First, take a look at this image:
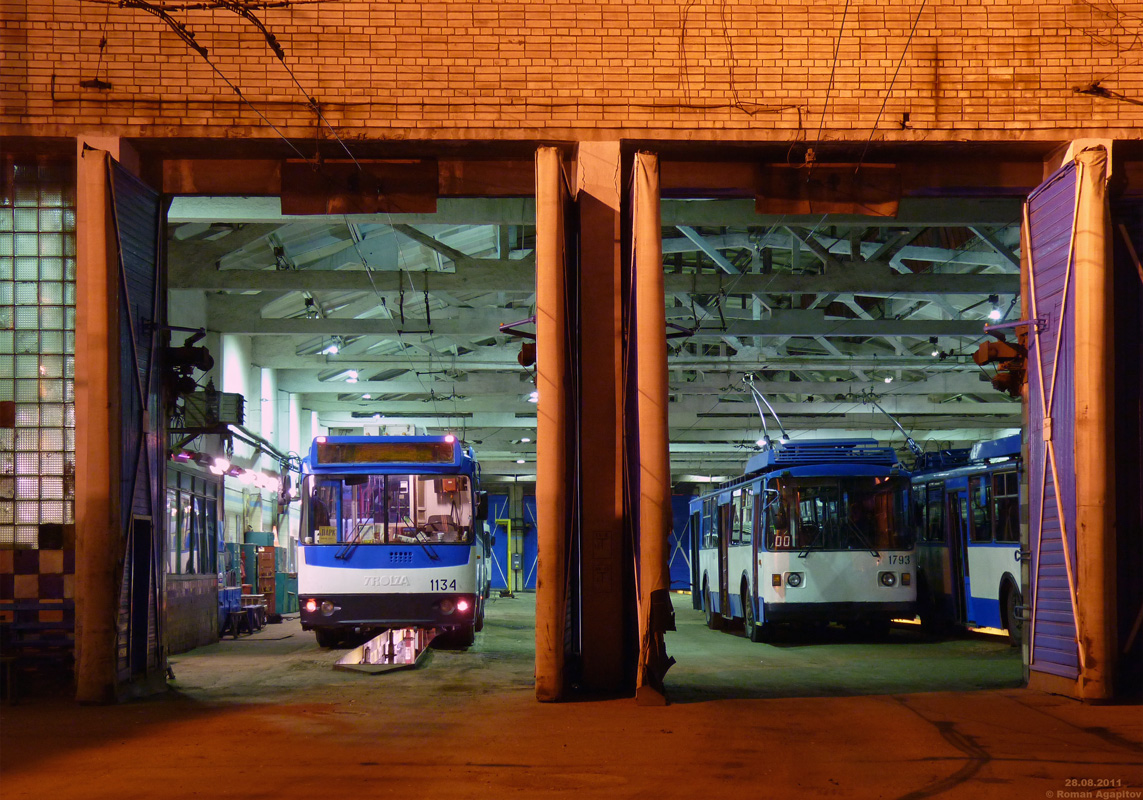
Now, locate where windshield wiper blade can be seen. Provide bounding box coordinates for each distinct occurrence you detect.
[336,524,365,560]
[797,526,826,558]
[398,518,440,561]
[845,520,880,558]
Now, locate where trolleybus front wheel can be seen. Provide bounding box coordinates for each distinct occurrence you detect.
[474,597,485,633]
[314,628,341,649]
[1003,582,1023,647]
[702,579,723,631]
[440,623,476,648]
[741,584,769,643]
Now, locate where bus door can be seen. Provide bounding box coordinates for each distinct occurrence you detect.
[690,509,702,611]
[946,489,970,624]
[718,500,731,618]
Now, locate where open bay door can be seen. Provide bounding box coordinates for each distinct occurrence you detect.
[76,148,166,701]
[1024,146,1115,701]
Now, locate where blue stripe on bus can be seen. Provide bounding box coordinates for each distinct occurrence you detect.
[968,596,1002,629]
[303,546,470,569]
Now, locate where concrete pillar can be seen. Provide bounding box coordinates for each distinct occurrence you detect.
[1071,145,1116,702]
[573,142,626,692]
[631,152,673,705]
[534,146,570,701]
[74,138,121,703]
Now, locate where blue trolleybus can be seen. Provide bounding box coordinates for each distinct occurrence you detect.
[910,433,1024,644]
[298,435,491,647]
[691,439,915,640]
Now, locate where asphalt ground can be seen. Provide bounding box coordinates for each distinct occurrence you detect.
[1,593,1139,799]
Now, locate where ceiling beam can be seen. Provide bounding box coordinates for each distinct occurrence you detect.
[668,397,1017,416]
[660,198,1024,228]
[170,261,536,292]
[683,313,990,338]
[167,196,536,225]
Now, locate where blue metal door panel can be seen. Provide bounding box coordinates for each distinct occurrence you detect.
[1026,161,1080,678]
[523,496,538,590]
[487,493,511,590]
[668,495,692,591]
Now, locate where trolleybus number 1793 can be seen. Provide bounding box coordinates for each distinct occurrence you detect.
[889,555,910,566]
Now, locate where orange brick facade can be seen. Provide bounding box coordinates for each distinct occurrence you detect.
[2,0,1141,141]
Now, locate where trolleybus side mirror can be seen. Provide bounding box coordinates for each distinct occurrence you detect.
[477,491,489,520]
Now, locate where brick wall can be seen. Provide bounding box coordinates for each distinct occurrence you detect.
[1,1,1140,141]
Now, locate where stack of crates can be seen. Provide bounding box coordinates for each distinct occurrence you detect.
[218,586,241,634]
[257,546,277,613]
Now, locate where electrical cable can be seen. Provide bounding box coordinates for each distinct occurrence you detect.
[854,0,929,175]
[809,0,853,163]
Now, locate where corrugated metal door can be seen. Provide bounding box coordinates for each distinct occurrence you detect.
[1025,162,1081,679]
[108,160,165,681]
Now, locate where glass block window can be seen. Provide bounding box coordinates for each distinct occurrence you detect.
[0,158,77,549]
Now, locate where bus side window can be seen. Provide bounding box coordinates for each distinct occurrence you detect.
[969,475,992,542]
[730,492,743,545]
[992,471,1020,543]
[911,484,926,541]
[703,499,714,549]
[741,487,754,545]
[925,482,945,543]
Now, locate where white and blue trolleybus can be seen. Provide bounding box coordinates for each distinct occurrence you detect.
[298,434,491,648]
[910,433,1024,643]
[691,439,915,640]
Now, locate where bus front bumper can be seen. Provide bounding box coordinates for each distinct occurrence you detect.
[300,592,478,631]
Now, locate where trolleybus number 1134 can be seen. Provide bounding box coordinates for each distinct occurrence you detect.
[429,579,458,591]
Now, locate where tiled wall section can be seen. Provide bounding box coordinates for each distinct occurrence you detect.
[2,1,1140,138]
[0,546,76,628]
[165,575,219,655]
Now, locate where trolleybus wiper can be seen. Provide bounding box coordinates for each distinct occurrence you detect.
[797,525,826,558]
[844,519,880,558]
[399,517,440,561]
[335,522,366,560]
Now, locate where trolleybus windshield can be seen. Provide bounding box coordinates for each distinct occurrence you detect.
[305,473,473,545]
[766,476,911,552]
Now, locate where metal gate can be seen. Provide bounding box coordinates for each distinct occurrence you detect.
[1025,161,1081,680]
[108,160,165,682]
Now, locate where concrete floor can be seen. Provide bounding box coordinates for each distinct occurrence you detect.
[2,594,1140,799]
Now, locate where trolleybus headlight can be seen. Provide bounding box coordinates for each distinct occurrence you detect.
[879,571,897,588]
[456,599,470,613]
[901,572,911,586]
[304,599,318,613]
[439,598,456,615]
[786,572,804,588]
[320,601,336,616]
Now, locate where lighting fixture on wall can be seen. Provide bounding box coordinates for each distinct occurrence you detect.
[988,295,1002,321]
[930,336,940,357]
